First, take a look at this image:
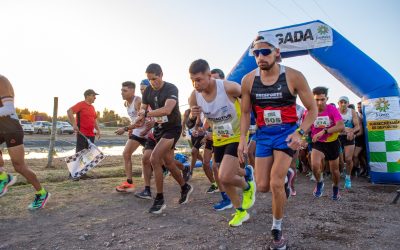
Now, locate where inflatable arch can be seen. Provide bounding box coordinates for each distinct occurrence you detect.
[227,20,400,184]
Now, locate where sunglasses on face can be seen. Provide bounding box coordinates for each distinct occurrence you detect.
[252,48,274,57]
[315,98,326,102]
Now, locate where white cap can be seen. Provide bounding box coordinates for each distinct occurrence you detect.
[252,33,280,49]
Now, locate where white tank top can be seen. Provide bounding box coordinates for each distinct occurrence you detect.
[339,108,354,129]
[127,96,148,138]
[195,79,241,146]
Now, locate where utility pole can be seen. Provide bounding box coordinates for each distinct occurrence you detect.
[47,97,58,168]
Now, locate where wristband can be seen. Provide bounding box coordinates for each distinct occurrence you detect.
[324,128,328,134]
[296,128,305,136]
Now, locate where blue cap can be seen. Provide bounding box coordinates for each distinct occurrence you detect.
[140,79,150,86]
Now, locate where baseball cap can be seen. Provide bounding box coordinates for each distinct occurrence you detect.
[252,33,280,49]
[84,89,99,97]
[338,96,349,103]
[140,79,150,86]
[252,33,281,62]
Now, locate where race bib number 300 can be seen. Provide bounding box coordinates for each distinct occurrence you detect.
[214,123,234,138]
[263,110,282,125]
[314,116,331,128]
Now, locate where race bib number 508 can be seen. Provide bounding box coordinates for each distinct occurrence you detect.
[263,110,282,125]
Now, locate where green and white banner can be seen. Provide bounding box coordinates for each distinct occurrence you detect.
[364,96,400,173]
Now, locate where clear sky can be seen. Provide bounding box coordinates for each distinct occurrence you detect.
[1,0,399,117]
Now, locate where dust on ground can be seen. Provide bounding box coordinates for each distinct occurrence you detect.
[1,156,399,250]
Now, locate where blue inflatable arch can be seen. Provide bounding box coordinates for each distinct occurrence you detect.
[227,20,400,184]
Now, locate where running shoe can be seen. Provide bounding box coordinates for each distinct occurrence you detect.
[28,191,51,210]
[269,229,287,250]
[148,198,166,214]
[0,174,16,197]
[214,199,233,211]
[135,188,152,199]
[331,186,341,201]
[344,177,352,189]
[115,181,135,193]
[242,181,256,210]
[229,209,250,227]
[179,184,193,204]
[206,183,218,194]
[313,181,324,198]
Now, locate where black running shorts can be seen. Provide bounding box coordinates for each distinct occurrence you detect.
[338,135,355,148]
[213,142,239,164]
[312,140,341,161]
[129,134,147,147]
[191,135,205,150]
[153,126,182,150]
[0,117,24,148]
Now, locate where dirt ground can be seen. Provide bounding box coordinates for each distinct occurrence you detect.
[1,136,400,249]
[1,160,399,249]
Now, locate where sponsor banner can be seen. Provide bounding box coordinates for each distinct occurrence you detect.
[256,22,333,53]
[364,96,400,121]
[365,96,400,174]
[367,120,400,131]
[365,96,400,131]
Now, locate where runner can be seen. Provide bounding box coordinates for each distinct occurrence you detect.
[0,75,50,210]
[354,101,367,176]
[134,79,157,199]
[133,63,193,213]
[337,96,359,188]
[188,59,256,227]
[309,86,344,201]
[184,110,218,193]
[238,34,317,249]
[181,108,204,182]
[208,68,231,207]
[114,81,150,192]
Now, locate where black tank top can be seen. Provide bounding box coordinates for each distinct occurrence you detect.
[250,65,297,127]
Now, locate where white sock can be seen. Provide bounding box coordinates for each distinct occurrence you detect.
[271,217,282,230]
[346,174,350,179]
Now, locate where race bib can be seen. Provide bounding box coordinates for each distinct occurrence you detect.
[314,116,331,128]
[154,116,168,124]
[213,123,234,138]
[263,110,282,125]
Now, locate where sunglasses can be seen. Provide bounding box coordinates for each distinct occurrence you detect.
[252,48,274,57]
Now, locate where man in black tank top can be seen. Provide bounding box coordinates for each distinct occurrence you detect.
[0,75,50,210]
[133,63,193,214]
[238,35,317,249]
